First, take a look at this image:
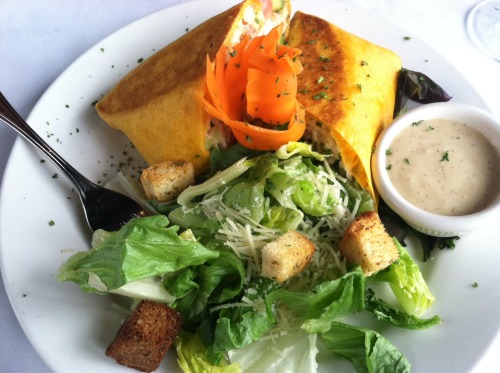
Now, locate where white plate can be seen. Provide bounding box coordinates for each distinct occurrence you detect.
[1,0,498,372]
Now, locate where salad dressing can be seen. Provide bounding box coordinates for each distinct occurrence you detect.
[387,118,500,216]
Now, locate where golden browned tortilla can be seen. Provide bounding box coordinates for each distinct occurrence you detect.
[96,0,291,177]
[286,12,401,202]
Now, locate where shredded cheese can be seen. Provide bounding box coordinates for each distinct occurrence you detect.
[182,153,363,324]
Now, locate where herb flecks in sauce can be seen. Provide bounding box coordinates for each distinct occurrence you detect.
[441,151,450,162]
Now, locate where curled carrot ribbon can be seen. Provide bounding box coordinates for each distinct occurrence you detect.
[204,25,306,150]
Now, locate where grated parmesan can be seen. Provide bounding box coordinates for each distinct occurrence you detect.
[177,152,363,325]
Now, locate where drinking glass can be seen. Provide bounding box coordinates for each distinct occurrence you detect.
[467,0,500,61]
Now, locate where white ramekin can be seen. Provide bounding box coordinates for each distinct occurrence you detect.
[372,102,500,237]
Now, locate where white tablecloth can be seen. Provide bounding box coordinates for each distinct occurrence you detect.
[1,0,499,372]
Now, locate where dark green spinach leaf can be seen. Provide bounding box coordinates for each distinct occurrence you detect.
[395,68,452,116]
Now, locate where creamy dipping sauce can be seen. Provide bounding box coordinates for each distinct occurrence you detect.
[386,118,500,216]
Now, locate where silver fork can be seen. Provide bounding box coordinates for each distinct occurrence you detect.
[0,92,148,232]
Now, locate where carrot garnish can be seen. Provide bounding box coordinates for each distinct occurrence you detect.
[204,25,305,150]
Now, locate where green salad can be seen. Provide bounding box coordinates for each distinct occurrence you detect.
[58,142,441,373]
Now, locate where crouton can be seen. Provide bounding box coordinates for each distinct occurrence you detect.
[106,300,181,372]
[140,160,195,202]
[261,230,315,283]
[339,211,399,276]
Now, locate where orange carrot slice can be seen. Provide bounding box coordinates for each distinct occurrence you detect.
[203,25,305,150]
[229,102,306,150]
[246,63,297,124]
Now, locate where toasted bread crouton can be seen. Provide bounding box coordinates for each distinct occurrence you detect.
[106,300,181,372]
[140,160,194,202]
[339,211,399,276]
[261,230,315,283]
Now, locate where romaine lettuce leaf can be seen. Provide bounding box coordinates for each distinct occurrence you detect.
[338,178,375,215]
[260,157,301,211]
[57,215,219,292]
[268,267,365,333]
[371,239,436,316]
[290,160,340,216]
[222,180,269,223]
[260,205,304,231]
[177,157,257,207]
[275,141,327,161]
[320,321,411,373]
[166,246,246,319]
[168,207,221,238]
[213,307,276,355]
[257,154,341,217]
[211,278,280,355]
[228,328,319,373]
[209,143,263,173]
[177,332,241,373]
[365,288,442,329]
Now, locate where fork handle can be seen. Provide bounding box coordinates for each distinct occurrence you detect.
[0,92,97,196]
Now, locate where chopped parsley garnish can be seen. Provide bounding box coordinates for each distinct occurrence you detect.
[313,91,329,100]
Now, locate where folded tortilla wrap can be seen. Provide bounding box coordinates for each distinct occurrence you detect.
[286,12,401,201]
[96,0,291,176]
